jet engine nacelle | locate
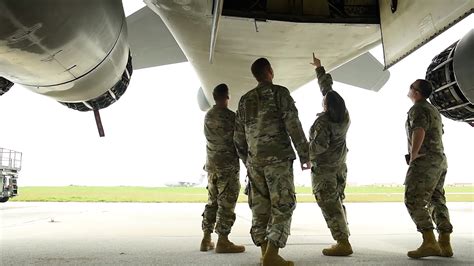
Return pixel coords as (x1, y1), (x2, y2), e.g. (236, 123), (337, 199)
(0, 0), (132, 111)
(426, 29), (474, 126)
(0, 77), (14, 96)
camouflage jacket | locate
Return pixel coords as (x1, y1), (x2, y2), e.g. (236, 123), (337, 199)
(309, 66), (350, 167)
(405, 99), (447, 165)
(309, 111), (350, 167)
(234, 82), (309, 166)
(204, 105), (239, 172)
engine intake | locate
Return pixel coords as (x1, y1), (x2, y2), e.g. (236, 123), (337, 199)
(0, 77), (13, 96)
(59, 52), (133, 112)
(426, 29), (474, 126)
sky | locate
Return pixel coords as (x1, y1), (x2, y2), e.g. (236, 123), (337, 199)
(0, 3), (472, 187)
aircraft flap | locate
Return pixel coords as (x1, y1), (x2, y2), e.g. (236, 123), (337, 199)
(126, 7), (187, 70)
(379, 0), (473, 69)
(330, 52), (390, 92)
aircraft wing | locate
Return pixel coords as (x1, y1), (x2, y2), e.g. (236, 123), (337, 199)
(330, 52), (390, 92)
(126, 7), (186, 70)
(379, 0), (473, 69)
(128, 4), (390, 110)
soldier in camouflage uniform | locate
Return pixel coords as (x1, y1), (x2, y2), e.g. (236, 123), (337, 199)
(404, 79), (453, 258)
(200, 84), (245, 254)
(234, 58), (310, 266)
(309, 54), (353, 256)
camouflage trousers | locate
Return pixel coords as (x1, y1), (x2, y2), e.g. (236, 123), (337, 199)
(404, 156), (453, 233)
(248, 160), (296, 248)
(311, 163), (350, 240)
(201, 169), (241, 236)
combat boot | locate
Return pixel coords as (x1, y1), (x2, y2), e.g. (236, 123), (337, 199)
(322, 238), (353, 256)
(262, 242), (294, 266)
(199, 232), (214, 252)
(407, 230), (441, 258)
(438, 232), (453, 257)
(215, 234), (245, 253)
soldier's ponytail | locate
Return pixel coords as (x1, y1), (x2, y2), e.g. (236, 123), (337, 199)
(325, 91), (346, 123)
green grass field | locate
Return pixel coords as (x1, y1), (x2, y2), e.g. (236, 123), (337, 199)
(9, 185), (473, 203)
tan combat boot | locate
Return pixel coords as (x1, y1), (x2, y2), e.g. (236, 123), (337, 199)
(262, 242), (294, 266)
(407, 230), (441, 258)
(199, 232), (214, 252)
(438, 232), (453, 257)
(322, 238), (353, 256)
(215, 235), (245, 253)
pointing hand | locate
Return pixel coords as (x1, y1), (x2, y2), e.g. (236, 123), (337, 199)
(310, 52), (321, 68)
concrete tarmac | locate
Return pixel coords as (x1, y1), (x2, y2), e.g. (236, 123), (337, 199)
(1, 202), (473, 265)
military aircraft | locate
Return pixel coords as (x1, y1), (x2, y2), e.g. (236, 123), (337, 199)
(165, 173), (206, 188)
(0, 0), (473, 136)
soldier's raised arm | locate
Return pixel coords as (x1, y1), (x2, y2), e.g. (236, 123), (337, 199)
(278, 87), (310, 170)
(311, 53), (333, 96)
(233, 106), (248, 165)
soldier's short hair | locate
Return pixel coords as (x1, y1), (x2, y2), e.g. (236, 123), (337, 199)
(251, 58), (271, 82)
(415, 79), (433, 98)
(213, 83), (229, 101)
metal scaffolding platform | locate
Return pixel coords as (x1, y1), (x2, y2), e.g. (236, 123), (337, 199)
(1, 148), (22, 202)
